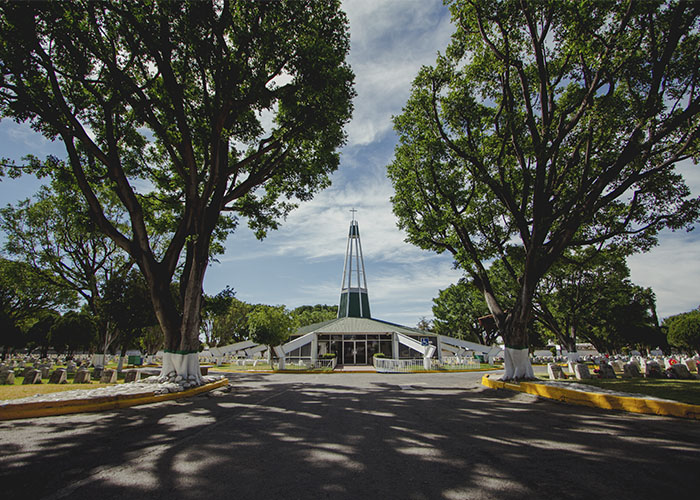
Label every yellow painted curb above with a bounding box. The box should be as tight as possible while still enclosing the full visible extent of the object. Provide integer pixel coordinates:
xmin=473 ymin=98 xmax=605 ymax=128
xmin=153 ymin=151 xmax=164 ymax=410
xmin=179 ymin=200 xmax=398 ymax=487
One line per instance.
xmin=0 ymin=378 xmax=229 ymax=421
xmin=481 ymin=375 xmax=700 ymax=420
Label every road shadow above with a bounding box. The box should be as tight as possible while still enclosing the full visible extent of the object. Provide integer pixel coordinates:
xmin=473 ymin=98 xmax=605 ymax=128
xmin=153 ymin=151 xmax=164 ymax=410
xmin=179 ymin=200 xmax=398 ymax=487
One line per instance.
xmin=1 ymin=372 xmax=698 ymax=499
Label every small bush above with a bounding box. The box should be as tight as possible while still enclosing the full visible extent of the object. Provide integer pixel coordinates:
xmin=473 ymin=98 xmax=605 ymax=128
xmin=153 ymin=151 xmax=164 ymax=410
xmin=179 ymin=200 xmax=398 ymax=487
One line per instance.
xmin=320 ymin=353 xmax=336 ymax=359
xmin=373 ymin=353 xmax=385 ymax=358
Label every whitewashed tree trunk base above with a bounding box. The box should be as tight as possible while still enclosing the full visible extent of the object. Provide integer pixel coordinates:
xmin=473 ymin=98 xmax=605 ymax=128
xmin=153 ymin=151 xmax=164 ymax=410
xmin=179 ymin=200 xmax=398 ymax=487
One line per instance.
xmin=161 ymin=352 xmax=203 ymax=385
xmin=502 ymin=347 xmax=535 ymax=380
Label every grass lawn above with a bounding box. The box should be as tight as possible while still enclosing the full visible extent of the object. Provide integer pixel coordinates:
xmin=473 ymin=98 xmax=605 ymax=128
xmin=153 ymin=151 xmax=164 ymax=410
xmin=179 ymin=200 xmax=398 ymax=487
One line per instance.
xmin=538 ymin=376 xmax=700 ymax=406
xmin=0 ymin=381 xmax=114 ymax=401
xmin=1 ymin=366 xmax=128 ymax=401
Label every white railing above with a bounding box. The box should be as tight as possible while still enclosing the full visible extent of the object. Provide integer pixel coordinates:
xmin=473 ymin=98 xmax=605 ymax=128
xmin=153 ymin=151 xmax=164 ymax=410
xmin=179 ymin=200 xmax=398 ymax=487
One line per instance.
xmin=314 ymin=357 xmax=337 ymax=370
xmin=374 ymin=356 xmax=481 ymax=373
xmin=374 ymin=358 xmax=425 ymax=373
xmin=439 ymin=356 xmax=481 ymax=370
xmin=283 ymin=357 xmax=338 ymax=370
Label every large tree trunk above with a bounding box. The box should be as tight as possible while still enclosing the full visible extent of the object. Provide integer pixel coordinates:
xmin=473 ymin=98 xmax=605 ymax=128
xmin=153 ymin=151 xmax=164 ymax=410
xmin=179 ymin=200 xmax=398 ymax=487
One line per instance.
xmin=146 ymin=240 xmax=209 ymax=384
xmin=499 ymin=270 xmax=538 ymax=381
xmin=502 ymin=308 xmax=535 ymax=380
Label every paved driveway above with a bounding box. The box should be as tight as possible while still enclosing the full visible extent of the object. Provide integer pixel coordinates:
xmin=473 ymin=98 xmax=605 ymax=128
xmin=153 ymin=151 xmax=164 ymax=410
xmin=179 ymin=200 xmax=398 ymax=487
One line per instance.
xmin=1 ymin=371 xmax=698 ymax=499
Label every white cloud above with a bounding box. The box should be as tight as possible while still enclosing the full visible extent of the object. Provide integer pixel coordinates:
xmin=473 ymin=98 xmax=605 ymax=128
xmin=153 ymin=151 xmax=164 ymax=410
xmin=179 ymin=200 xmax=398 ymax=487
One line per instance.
xmin=628 ymin=230 xmax=700 ymax=320
xmin=341 ymin=0 xmax=454 ymax=146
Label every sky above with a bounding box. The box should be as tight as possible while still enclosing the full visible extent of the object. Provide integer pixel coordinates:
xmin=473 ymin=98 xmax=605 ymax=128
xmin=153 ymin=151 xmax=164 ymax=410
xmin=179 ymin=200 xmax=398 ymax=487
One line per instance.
xmin=0 ymin=0 xmax=699 ymax=328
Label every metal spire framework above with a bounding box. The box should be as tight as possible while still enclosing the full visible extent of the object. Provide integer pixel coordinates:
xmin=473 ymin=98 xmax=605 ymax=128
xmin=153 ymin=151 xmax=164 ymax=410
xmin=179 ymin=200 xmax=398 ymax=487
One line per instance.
xmin=337 ymin=209 xmax=371 ymax=318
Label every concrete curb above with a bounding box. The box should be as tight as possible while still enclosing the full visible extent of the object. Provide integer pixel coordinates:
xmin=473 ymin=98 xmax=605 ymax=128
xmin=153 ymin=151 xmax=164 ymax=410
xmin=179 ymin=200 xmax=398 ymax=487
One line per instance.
xmin=0 ymin=378 xmax=229 ymax=421
xmin=481 ymin=374 xmax=700 ymax=420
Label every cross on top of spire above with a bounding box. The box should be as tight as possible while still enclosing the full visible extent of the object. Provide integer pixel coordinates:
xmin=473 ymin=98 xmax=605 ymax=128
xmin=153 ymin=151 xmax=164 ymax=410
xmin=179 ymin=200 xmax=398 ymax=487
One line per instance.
xmin=350 ymin=208 xmax=357 ymax=221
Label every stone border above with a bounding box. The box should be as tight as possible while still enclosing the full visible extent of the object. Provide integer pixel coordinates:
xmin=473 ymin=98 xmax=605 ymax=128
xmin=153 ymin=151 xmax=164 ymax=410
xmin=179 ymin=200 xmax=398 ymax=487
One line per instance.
xmin=0 ymin=378 xmax=229 ymax=421
xmin=481 ymin=374 xmax=700 ymax=420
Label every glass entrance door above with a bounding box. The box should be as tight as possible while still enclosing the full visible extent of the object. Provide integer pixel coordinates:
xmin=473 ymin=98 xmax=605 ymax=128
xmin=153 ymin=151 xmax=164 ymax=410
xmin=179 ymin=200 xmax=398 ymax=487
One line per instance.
xmin=355 ymin=341 xmax=367 ymax=364
xmin=342 ymin=340 xmax=368 ymax=364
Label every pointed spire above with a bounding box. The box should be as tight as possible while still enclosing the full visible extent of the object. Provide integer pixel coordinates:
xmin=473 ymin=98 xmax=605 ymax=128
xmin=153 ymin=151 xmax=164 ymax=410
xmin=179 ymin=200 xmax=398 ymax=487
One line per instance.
xmin=338 ymin=211 xmax=371 ymax=318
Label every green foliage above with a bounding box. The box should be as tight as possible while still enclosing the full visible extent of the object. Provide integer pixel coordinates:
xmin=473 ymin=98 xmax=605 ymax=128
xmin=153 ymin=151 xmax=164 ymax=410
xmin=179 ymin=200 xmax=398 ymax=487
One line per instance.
xmin=0 ymin=258 xmax=76 ymax=353
xmin=248 ymin=305 xmax=293 ymax=348
xmin=388 ymin=0 xmax=700 ymax=352
xmin=535 ymin=249 xmax=664 ymax=352
xmin=25 ymin=309 xmax=60 ymax=356
xmin=432 ymin=278 xmax=495 ymax=344
xmin=48 ymin=310 xmax=97 ymax=354
xmin=665 ymin=308 xmax=700 ymax=354
xmin=210 ymin=296 xmax=254 ymax=346
xmin=290 ymin=304 xmax=337 ymax=329
xmin=0 ymin=173 xmax=133 ymax=353
xmin=0 ymin=0 xmax=355 ymax=353
xmin=102 ymin=270 xmax=159 ymax=351
xmin=201 ymin=286 xmax=236 ymax=345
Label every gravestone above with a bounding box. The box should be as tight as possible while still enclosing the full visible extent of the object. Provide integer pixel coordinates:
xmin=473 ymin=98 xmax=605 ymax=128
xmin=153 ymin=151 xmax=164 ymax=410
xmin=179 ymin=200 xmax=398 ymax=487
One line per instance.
xmin=547 ymin=363 xmax=566 ymax=380
xmin=0 ymin=369 xmax=15 ymax=385
xmin=200 ymin=366 xmax=209 ymax=376
xmin=123 ymin=370 xmax=140 ymax=383
xmin=670 ymin=363 xmax=692 ymax=380
xmin=21 ymin=366 xmax=36 ymax=378
xmin=40 ymin=367 xmax=51 ymax=379
xmin=573 ymin=363 xmax=591 ymax=380
xmin=22 ymin=369 xmax=42 ymax=384
xmin=622 ymin=362 xmax=641 ymax=378
xmin=73 ymin=369 xmax=91 ymax=384
xmin=100 ymin=369 xmax=118 ymax=384
xmin=92 ymin=367 xmax=103 ymax=380
xmin=683 ymin=359 xmax=697 ymax=373
xmin=66 ymin=361 xmax=77 ymax=374
xmin=598 ymin=362 xmax=617 ymax=379
xmin=48 ymin=368 xmax=68 ymax=384
xmin=643 ymin=359 xmax=663 ymax=378
xmin=610 ymin=360 xmax=624 ymax=372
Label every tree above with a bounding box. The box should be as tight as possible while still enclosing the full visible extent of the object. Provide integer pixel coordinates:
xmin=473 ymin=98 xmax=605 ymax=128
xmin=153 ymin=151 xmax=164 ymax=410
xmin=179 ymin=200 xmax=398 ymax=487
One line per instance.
xmin=432 ymin=279 xmax=496 ymax=345
xmin=0 ymin=1 xmax=354 ymax=380
xmin=416 ymin=316 xmax=434 ymax=332
xmin=0 ymin=173 xmax=133 ymax=356
xmin=102 ymin=270 xmax=159 ymax=368
xmin=210 ymin=296 xmax=253 ymax=347
xmin=0 ymin=258 xmax=75 ymax=357
xmin=665 ymin=308 xmax=700 ymax=355
xmin=25 ymin=309 xmax=61 ymax=358
xmin=248 ymin=305 xmax=293 ymax=369
xmin=388 ymin=0 xmax=700 ymax=379
xmin=290 ymin=304 xmax=337 ymax=329
xmin=201 ymin=286 xmax=236 ymax=346
xmin=48 ymin=310 xmax=97 ymax=355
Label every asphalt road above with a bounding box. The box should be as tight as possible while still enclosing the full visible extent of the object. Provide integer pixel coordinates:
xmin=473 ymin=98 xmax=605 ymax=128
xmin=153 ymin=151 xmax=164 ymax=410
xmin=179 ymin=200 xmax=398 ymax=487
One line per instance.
xmin=1 ymin=371 xmax=698 ymax=500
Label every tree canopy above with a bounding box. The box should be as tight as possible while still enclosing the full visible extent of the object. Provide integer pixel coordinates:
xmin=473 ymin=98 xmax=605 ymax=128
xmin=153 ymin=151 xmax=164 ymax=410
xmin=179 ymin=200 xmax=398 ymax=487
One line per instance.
xmin=388 ymin=0 xmax=700 ymax=378
xmin=665 ymin=307 xmax=700 ymax=355
xmin=0 ymin=1 xmax=355 ymax=368
xmin=0 ymin=171 xmax=133 ymax=353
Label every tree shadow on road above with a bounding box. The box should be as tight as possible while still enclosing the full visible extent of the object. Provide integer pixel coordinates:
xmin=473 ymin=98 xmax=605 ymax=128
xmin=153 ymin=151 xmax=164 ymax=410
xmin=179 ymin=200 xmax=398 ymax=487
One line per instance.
xmin=1 ymin=372 xmax=698 ymax=500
